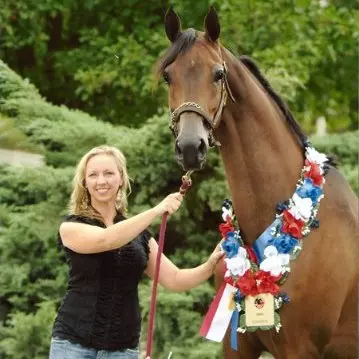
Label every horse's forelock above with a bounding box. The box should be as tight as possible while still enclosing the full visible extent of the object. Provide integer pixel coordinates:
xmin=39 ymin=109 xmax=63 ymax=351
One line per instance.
xmin=157 ymin=28 xmax=198 ymax=75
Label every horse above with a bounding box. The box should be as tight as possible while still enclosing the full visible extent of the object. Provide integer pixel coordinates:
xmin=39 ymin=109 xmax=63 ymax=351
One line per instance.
xmin=157 ymin=7 xmax=358 ymax=359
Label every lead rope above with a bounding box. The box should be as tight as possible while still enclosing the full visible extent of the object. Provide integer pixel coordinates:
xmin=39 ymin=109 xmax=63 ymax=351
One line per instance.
xmin=145 ymin=171 xmax=193 ymax=359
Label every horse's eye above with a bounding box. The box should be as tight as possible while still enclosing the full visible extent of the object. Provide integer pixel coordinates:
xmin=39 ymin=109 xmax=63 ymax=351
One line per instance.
xmin=214 ymin=69 xmax=224 ymax=82
xmin=163 ymin=71 xmax=170 ymax=84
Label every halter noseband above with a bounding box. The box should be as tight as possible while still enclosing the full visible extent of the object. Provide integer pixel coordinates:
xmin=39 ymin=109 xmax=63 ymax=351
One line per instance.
xmin=169 ymin=62 xmax=235 ymax=147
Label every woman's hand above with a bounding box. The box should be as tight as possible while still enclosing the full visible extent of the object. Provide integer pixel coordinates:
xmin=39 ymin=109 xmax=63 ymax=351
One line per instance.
xmin=153 ymin=192 xmax=183 ymax=216
xmin=206 ymin=241 xmax=225 ymax=273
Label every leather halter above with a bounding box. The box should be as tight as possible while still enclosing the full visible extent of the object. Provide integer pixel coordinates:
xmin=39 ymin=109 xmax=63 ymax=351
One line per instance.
xmin=169 ymin=62 xmax=235 ymax=147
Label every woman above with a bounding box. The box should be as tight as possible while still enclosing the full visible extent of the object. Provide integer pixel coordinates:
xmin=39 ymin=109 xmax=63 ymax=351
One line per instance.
xmin=50 ymin=145 xmax=223 ymax=359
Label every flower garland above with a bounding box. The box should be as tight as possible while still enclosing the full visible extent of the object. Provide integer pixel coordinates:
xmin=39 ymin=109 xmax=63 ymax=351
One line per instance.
xmin=200 ymin=145 xmax=329 ymax=349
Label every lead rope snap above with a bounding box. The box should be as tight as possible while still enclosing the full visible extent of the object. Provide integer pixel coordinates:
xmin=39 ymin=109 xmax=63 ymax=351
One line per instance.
xmin=179 ymin=170 xmax=193 ymax=195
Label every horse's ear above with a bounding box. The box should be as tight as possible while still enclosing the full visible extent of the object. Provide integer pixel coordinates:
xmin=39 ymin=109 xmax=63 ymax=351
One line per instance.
xmin=164 ymin=7 xmax=182 ymax=43
xmin=204 ymin=6 xmax=220 ymax=42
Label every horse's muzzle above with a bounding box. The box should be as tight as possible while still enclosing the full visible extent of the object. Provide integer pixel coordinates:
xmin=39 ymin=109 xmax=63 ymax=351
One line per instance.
xmin=175 ymin=137 xmax=208 ymax=171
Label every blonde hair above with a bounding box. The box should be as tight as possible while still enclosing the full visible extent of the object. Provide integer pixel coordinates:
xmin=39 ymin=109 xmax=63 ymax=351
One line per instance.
xmin=69 ymin=145 xmax=131 ymax=221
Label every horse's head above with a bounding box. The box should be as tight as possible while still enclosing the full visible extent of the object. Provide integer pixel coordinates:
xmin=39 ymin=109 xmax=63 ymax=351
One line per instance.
xmin=159 ymin=7 xmax=234 ymax=171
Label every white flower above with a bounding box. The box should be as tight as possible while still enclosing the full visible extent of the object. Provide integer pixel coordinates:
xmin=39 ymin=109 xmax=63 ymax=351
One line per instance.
xmin=302 ymin=227 xmax=311 ymax=236
xmin=263 ymin=245 xmax=278 ymax=258
xmin=222 ymin=206 xmax=233 ymax=221
xmin=225 ymin=249 xmax=250 ymax=277
xmin=260 ymin=246 xmax=290 ymax=276
xmin=306 ymin=147 xmax=328 ymax=165
xmin=289 ymin=193 xmax=313 ymax=221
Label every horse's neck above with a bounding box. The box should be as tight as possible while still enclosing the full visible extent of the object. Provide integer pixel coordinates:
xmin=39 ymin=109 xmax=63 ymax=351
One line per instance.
xmin=217 ymin=53 xmax=304 ymax=244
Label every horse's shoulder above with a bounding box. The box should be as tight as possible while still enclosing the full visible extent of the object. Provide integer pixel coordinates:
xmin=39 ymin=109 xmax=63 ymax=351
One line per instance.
xmin=318 ymin=166 xmax=358 ymax=239
xmin=324 ymin=166 xmax=357 ymax=207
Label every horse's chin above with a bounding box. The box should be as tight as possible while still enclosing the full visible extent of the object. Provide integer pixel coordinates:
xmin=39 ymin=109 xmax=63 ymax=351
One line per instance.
xmin=176 ymin=157 xmax=206 ymax=171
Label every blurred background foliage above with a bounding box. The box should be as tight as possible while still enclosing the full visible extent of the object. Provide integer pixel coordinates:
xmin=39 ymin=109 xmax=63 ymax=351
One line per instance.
xmin=0 ymin=0 xmax=357 ymax=130
xmin=0 ymin=1 xmax=357 ymax=358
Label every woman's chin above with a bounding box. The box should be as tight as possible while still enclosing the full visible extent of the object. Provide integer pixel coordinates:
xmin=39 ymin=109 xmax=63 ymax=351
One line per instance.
xmin=92 ymin=195 xmax=116 ymax=204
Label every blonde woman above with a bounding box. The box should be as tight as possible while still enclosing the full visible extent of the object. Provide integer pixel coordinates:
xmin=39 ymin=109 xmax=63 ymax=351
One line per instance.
xmin=50 ymin=145 xmax=223 ymax=359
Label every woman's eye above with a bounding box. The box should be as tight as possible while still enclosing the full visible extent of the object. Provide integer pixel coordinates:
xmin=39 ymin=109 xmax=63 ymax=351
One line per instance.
xmin=88 ymin=173 xmax=97 ymax=177
xmin=214 ymin=70 xmax=224 ymax=82
xmin=163 ymin=71 xmax=170 ymax=84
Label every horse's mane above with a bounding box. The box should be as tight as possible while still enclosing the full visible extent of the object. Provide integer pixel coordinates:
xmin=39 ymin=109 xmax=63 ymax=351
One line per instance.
xmin=239 ymin=55 xmax=309 ymax=149
xmin=240 ymin=56 xmax=336 ymax=167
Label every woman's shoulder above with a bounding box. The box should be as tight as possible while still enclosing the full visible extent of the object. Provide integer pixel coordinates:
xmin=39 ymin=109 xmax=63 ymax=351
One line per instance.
xmin=57 ymin=214 xmax=103 ymax=250
xmin=62 ymin=214 xmax=103 ymax=227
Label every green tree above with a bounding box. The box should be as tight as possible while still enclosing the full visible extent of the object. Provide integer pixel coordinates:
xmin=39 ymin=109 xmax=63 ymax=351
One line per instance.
xmin=1 ymin=1 xmax=357 ymax=130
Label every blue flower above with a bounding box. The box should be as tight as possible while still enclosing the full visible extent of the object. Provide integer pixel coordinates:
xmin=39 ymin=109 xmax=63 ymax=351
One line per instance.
xmin=296 ymin=178 xmax=323 ymax=204
xmin=268 ymin=233 xmax=297 ymax=254
xmin=310 ymin=219 xmax=320 ymax=228
xmin=222 ymin=232 xmax=240 ymax=258
xmin=276 ymin=200 xmax=289 ymax=213
xmin=278 ymin=292 xmax=290 ymax=304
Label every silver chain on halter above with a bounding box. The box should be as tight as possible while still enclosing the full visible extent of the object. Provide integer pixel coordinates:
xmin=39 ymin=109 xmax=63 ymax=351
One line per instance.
xmin=171 ymin=102 xmax=202 ymax=123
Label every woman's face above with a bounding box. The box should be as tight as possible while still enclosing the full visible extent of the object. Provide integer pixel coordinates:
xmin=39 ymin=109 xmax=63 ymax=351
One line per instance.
xmin=85 ymin=154 xmax=123 ymax=205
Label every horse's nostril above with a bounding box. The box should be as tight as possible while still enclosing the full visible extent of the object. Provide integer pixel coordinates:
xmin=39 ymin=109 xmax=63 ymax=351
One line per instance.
xmin=198 ymin=139 xmax=206 ymax=156
xmin=175 ymin=141 xmax=182 ymax=156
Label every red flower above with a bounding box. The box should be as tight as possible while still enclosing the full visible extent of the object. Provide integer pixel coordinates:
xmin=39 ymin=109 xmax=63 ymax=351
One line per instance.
xmin=244 ymin=245 xmax=258 ymax=265
xmin=219 ymin=221 xmax=235 ymax=238
xmin=236 ymin=270 xmax=257 ymax=295
xmin=254 ymin=271 xmax=280 ymax=295
xmin=224 ymin=275 xmax=235 ymax=287
xmin=282 ymin=209 xmax=305 ymax=239
xmin=234 ymin=270 xmax=281 ymax=296
xmin=304 ymin=160 xmax=323 ymax=186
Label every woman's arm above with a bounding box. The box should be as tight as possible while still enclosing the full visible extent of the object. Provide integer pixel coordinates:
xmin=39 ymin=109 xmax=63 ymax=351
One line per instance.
xmin=60 ymin=193 xmax=182 ymax=254
xmin=145 ymin=238 xmax=224 ymax=292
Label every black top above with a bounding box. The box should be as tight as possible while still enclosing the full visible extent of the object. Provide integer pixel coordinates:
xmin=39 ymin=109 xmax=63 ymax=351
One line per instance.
xmin=52 ymin=213 xmax=151 ymax=350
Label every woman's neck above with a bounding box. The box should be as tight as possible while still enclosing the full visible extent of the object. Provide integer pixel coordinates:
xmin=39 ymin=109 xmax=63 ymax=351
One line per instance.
xmin=91 ymin=200 xmax=117 ymax=226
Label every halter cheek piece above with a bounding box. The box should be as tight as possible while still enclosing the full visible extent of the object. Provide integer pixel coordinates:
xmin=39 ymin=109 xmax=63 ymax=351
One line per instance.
xmin=169 ymin=62 xmax=235 ymax=147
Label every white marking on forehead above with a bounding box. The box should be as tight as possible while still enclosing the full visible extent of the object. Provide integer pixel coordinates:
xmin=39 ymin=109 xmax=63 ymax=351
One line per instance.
xmin=190 ymin=59 xmax=196 ymax=67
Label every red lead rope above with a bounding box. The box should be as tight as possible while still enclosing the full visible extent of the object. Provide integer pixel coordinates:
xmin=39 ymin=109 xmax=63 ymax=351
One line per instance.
xmin=145 ymin=172 xmax=193 ymax=359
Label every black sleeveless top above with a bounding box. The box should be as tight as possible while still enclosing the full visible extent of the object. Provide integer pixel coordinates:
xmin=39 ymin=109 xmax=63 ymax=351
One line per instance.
xmin=52 ymin=213 xmax=151 ymax=350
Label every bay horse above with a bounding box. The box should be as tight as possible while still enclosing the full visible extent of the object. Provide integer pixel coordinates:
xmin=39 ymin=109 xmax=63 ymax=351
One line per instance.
xmin=157 ymin=8 xmax=358 ymax=359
